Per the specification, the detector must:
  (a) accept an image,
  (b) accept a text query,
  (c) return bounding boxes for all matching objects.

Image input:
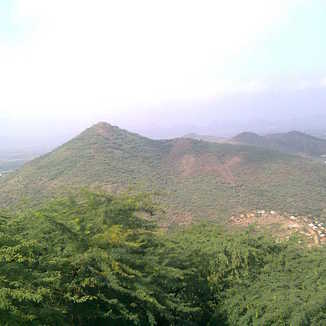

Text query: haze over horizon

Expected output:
[1,0,326,149]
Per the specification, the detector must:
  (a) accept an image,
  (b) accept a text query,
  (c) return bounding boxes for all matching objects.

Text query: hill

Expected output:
[183,133,228,143]
[233,130,326,157]
[1,122,326,222]
[0,148,42,175]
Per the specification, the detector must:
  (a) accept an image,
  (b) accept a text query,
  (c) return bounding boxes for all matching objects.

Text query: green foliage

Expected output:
[220,244,326,325]
[167,225,326,325]
[1,192,326,324]
[1,123,326,221]
[0,192,197,325]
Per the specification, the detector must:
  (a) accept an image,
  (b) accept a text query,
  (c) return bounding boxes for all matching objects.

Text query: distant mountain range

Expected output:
[185,131,326,158]
[0,149,44,174]
[233,131,326,157]
[1,122,326,223]
[183,133,229,143]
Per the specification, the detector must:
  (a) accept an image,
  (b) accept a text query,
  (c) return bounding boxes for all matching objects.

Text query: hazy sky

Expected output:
[1,0,326,148]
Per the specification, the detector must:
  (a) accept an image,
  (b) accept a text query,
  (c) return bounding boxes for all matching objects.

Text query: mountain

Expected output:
[233,131,326,157]
[0,148,44,174]
[233,132,272,147]
[183,133,228,143]
[1,122,326,222]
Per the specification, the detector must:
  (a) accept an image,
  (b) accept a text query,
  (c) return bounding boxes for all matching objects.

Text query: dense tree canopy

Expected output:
[1,191,326,325]
[0,191,197,325]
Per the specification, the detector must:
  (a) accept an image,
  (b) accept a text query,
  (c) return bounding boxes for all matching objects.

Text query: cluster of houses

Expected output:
[320,154,326,164]
[288,214,326,240]
[230,210,277,224]
[308,221,326,238]
[257,210,276,216]
[0,170,10,178]
[230,209,326,245]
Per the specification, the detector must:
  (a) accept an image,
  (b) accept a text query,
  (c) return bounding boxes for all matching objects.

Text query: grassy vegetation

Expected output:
[1,191,326,325]
[1,122,326,222]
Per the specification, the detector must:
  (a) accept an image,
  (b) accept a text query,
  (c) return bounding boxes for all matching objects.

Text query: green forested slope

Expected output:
[1,191,326,325]
[1,122,326,220]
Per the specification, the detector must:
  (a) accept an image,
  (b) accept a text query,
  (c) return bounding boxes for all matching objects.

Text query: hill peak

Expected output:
[285,130,320,139]
[287,130,305,136]
[83,121,128,140]
[234,131,260,137]
[91,121,116,133]
[76,121,156,148]
[233,130,326,157]
[267,130,324,142]
[233,132,262,141]
[268,130,308,138]
[93,121,114,129]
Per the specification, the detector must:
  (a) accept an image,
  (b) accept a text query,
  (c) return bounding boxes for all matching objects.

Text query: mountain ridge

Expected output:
[1,122,326,222]
[232,130,326,157]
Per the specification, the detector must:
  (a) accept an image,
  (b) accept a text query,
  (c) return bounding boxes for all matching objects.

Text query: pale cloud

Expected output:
[321,78,326,88]
[293,79,314,91]
[0,0,305,121]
